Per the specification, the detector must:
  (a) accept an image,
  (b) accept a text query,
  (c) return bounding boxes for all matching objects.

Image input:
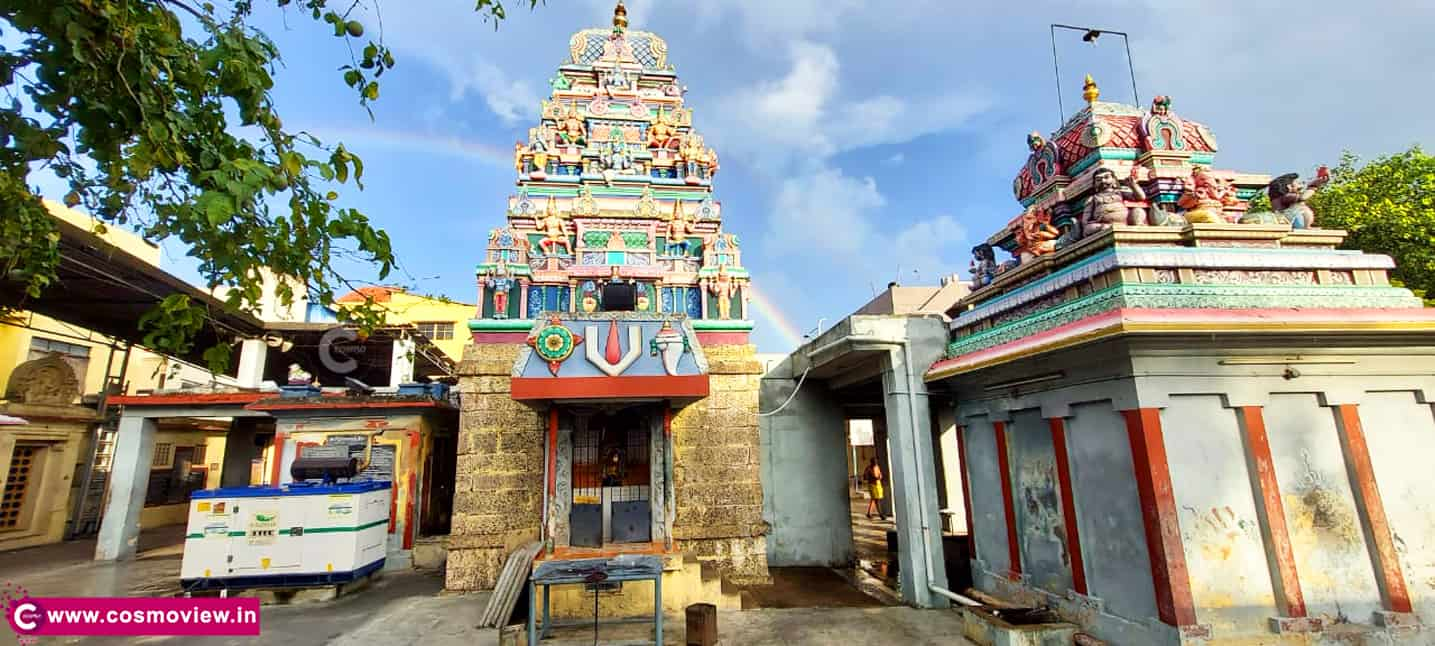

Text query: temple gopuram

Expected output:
[925,78,1435,644]
[447,0,767,618]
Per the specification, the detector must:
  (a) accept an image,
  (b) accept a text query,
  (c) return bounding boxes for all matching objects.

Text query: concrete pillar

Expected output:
[880,347,949,608]
[95,414,158,561]
[235,338,267,388]
[390,336,416,388]
[221,417,261,487]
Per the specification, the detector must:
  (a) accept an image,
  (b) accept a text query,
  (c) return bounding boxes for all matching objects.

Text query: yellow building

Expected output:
[1,202,238,549]
[336,287,475,363]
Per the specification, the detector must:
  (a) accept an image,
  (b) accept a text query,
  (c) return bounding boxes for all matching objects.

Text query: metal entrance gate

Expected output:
[571,407,652,547]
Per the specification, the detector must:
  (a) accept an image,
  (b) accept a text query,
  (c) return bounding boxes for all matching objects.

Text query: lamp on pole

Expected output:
[1049,24,1139,124]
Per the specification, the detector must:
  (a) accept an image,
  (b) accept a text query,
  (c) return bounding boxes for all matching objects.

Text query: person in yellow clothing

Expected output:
[863,457,887,520]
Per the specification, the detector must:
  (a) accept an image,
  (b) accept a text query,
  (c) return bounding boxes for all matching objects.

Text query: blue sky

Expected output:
[63,1,1435,352]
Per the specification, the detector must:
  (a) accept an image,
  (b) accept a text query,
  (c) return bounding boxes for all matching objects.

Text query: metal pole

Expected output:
[1120,32,1139,106]
[1050,24,1139,115]
[1049,24,1064,124]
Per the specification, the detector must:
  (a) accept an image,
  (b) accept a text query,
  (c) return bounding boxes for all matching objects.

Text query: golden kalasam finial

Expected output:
[1082,74,1100,104]
[613,0,628,30]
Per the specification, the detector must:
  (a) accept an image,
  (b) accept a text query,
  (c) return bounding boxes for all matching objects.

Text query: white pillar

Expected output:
[390,336,416,388]
[95,414,158,561]
[236,338,267,388]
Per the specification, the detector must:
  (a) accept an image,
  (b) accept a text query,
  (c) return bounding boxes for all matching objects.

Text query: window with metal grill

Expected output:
[1,446,39,529]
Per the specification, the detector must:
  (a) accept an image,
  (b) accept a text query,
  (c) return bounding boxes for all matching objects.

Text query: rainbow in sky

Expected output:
[747,283,806,351]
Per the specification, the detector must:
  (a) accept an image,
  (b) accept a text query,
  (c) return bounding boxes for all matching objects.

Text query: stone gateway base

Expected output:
[445,342,769,593]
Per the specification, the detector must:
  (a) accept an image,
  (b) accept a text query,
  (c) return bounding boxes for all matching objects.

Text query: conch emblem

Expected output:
[648,321,690,376]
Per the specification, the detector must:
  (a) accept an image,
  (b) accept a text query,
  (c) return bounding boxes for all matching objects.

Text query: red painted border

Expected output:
[109,392,266,406]
[695,331,750,346]
[547,407,559,496]
[247,399,445,411]
[470,332,531,344]
[955,425,976,556]
[992,421,1022,580]
[1123,408,1197,627]
[1335,404,1413,613]
[510,375,709,400]
[270,432,286,486]
[1238,406,1307,617]
[1048,417,1088,595]
[405,431,418,550]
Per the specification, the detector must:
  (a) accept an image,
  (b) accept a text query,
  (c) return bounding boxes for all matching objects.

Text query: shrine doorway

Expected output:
[567,405,660,548]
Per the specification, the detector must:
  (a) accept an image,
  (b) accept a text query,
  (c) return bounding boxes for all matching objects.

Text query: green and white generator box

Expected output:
[180,480,390,590]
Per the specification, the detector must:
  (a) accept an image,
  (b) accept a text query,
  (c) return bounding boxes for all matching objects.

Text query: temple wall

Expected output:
[446,342,546,591]
[949,339,1435,645]
[446,341,769,591]
[1359,391,1435,626]
[758,354,853,568]
[670,343,769,583]
[1007,408,1071,595]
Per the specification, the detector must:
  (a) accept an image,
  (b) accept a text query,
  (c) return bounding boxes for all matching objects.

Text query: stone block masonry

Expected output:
[445,342,770,590]
[447,343,545,591]
[671,343,770,584]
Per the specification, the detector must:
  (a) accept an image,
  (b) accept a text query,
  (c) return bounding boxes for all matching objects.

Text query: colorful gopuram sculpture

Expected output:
[985,77,1312,275]
[477,0,750,323]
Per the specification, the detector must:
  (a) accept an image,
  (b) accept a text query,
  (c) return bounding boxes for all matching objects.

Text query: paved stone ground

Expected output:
[1,527,973,645]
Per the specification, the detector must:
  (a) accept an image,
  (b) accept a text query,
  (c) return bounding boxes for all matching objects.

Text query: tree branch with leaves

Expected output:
[0,0,539,371]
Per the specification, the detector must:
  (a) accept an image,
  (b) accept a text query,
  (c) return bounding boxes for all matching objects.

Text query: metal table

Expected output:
[528,554,664,645]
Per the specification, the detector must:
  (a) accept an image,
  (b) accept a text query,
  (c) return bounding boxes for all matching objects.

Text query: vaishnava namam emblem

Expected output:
[528,316,584,376]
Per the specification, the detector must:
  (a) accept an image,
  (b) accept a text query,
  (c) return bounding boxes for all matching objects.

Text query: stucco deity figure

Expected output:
[1027,131,1046,153]
[526,125,552,177]
[705,147,719,179]
[647,110,679,149]
[602,67,634,96]
[512,142,526,176]
[489,263,513,318]
[970,244,998,288]
[1242,169,1329,228]
[557,106,586,146]
[665,201,695,256]
[680,133,706,182]
[709,266,737,320]
[1083,166,1149,235]
[1015,207,1060,262]
[603,127,633,172]
[1178,166,1238,224]
[537,197,572,256]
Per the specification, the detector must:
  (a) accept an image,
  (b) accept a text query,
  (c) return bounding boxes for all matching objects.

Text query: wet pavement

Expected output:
[850,492,900,586]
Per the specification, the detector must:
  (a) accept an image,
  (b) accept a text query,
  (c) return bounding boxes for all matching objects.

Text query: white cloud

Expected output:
[765,167,966,284]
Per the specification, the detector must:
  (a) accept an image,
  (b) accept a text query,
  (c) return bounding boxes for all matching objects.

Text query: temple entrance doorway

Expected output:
[568,405,656,548]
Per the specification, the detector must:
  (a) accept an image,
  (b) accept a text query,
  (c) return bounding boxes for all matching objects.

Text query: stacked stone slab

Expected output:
[670,343,768,584]
[447,343,544,591]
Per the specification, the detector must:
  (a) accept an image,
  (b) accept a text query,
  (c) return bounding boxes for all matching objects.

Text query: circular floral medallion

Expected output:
[533,324,576,361]
[527,318,584,376]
